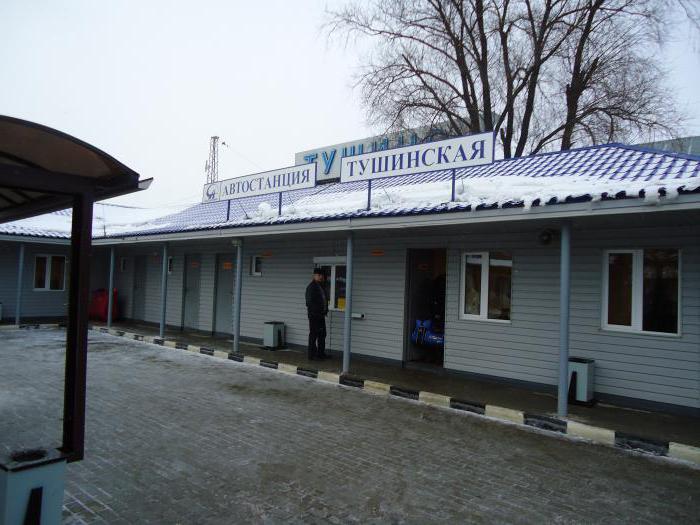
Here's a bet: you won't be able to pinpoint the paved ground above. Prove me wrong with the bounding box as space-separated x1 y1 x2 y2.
2 329 699 524
103 320 700 448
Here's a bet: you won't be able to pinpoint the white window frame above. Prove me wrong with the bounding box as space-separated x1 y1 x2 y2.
313 256 347 311
33 254 67 292
250 255 263 277
459 251 512 323
601 249 681 336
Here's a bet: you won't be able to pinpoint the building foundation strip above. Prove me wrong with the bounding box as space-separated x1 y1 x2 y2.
85 326 700 468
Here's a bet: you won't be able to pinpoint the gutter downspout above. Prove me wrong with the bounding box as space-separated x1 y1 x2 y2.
342 231 354 374
557 222 572 417
107 247 115 329
14 243 24 325
159 243 168 338
233 239 244 354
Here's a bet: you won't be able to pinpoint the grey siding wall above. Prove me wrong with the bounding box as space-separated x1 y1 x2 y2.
85 219 699 409
0 241 70 320
567 226 700 409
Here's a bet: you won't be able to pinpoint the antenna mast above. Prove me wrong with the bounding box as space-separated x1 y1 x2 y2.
205 136 220 183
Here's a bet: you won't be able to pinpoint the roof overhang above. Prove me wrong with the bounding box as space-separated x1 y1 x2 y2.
93 192 700 245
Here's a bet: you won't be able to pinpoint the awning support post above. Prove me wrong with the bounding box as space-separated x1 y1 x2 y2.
233 239 244 353
159 243 168 338
557 222 572 417
107 246 115 329
62 192 93 461
366 180 372 211
14 242 24 325
342 231 354 374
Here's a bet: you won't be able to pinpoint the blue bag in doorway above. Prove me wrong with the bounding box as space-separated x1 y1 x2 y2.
410 319 444 349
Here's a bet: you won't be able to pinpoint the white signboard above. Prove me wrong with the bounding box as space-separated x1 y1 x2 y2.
340 132 494 183
202 163 317 203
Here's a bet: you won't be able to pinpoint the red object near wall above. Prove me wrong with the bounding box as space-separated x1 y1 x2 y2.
89 288 119 321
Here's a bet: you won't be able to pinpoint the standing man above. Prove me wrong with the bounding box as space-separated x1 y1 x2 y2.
306 268 329 360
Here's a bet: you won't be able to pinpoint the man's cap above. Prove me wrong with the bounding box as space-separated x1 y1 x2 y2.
313 268 324 275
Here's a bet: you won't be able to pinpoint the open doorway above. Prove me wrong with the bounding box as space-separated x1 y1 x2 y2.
405 249 446 367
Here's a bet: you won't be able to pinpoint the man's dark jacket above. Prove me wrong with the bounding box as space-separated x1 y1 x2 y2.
306 281 328 319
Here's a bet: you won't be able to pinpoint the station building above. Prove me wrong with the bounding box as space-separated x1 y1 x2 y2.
1 131 699 417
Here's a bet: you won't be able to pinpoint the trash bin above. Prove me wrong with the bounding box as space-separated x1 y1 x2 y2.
263 321 285 350
568 357 595 403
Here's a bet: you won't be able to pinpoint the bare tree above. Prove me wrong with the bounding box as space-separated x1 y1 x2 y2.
326 0 696 157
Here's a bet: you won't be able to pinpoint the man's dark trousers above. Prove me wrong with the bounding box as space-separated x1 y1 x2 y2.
308 315 326 359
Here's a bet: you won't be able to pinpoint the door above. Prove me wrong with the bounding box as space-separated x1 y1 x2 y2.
183 254 201 329
132 255 147 320
214 254 235 334
404 249 446 366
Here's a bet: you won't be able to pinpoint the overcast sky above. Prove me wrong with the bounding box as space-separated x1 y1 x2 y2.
2 0 699 210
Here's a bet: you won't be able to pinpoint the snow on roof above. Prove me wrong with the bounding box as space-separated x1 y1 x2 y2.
0 203 189 239
2 143 699 241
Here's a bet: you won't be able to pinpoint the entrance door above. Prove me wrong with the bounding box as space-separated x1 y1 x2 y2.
132 255 147 320
182 254 201 329
214 254 235 335
405 249 446 366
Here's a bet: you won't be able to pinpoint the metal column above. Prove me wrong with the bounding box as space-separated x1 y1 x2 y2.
557 222 572 417
342 231 354 374
14 242 25 325
62 192 93 461
232 239 244 353
107 246 115 329
159 243 168 338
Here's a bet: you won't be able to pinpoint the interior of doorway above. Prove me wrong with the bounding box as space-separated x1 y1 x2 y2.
405 248 446 368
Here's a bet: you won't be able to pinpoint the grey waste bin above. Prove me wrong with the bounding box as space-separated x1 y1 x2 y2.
263 321 285 349
568 357 595 403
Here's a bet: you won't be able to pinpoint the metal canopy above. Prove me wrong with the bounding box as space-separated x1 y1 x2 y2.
0 115 150 223
0 115 148 464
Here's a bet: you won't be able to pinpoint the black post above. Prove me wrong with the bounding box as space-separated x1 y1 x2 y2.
451 169 456 201
61 192 93 462
278 192 283 216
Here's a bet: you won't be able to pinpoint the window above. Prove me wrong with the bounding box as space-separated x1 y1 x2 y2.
313 256 347 311
34 255 66 291
603 249 680 335
250 255 263 276
460 252 512 321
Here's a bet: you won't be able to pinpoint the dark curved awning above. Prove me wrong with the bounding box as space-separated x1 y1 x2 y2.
0 115 150 222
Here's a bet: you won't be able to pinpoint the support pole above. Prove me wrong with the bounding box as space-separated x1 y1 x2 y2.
451 169 456 202
107 246 115 329
159 243 168 338
342 231 354 374
62 192 93 461
278 192 283 216
14 242 24 325
557 222 572 417
233 239 244 353
366 180 372 211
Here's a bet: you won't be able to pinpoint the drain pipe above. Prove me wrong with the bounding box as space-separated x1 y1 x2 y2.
233 238 244 354
14 243 24 325
557 222 572 417
342 231 354 374
159 243 168 338
107 246 115 329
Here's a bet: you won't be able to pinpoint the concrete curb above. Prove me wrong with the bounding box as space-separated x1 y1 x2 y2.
89 326 700 468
